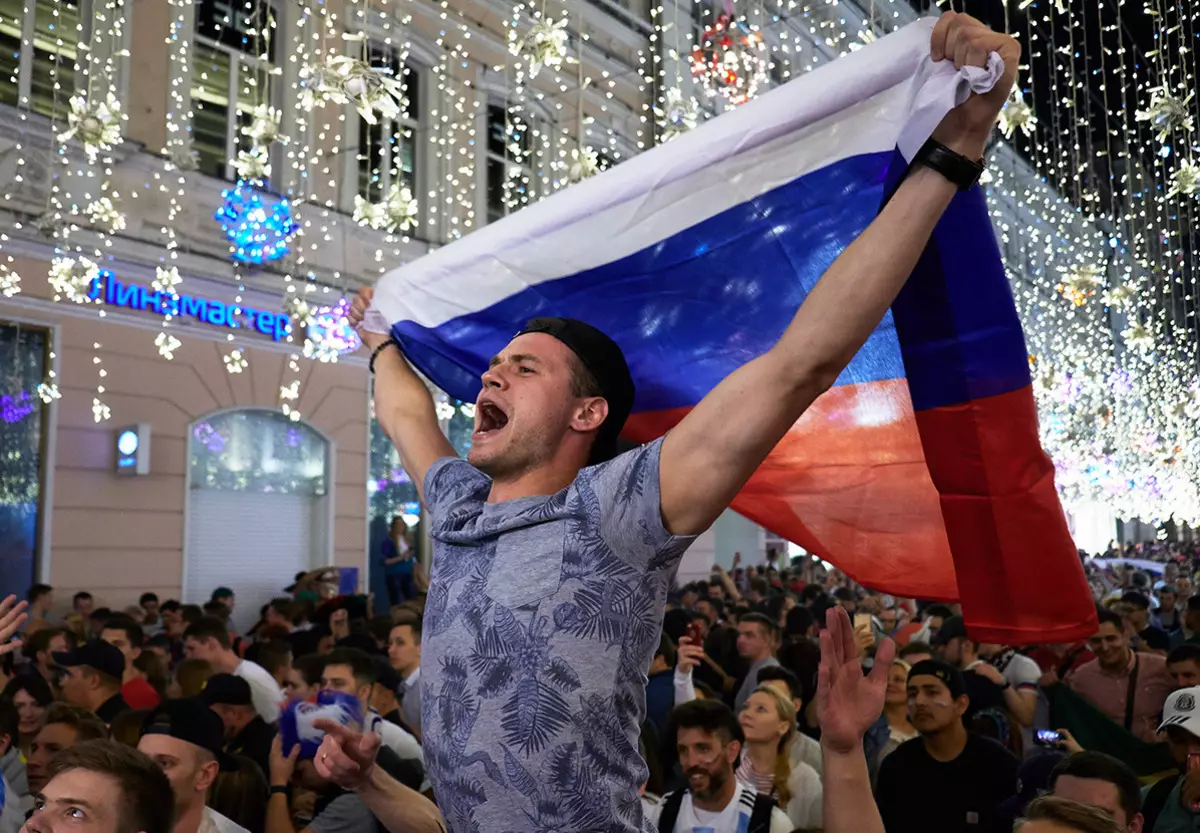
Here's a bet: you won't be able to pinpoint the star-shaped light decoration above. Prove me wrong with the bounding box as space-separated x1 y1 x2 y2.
58 91 124 163
353 184 418 233
36 383 60 404
155 331 182 360
85 196 126 232
299 55 406 125
1167 159 1200 200
284 294 316 328
509 17 569 78
279 380 300 401
1136 87 1195 143
353 195 387 229
655 88 699 142
152 265 182 295
223 349 248 374
49 256 100 304
0 268 19 298
1102 283 1136 309
92 397 111 423
568 146 598 182
234 146 271 183
241 104 285 147
1122 322 1156 352
997 88 1037 139
1056 263 1104 307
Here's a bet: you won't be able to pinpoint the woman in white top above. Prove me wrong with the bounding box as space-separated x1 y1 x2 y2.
876 658 918 769
736 685 822 830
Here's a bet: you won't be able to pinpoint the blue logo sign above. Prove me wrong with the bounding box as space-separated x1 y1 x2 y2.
117 430 139 456
88 273 293 342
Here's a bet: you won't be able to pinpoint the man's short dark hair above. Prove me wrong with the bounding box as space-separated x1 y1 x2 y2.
1049 751 1141 822
294 654 324 687
1021 795 1124 833
1168 644 1200 666
391 610 423 644
44 702 109 742
924 603 954 620
323 648 376 689
46 739 175 833
749 577 769 597
26 627 74 660
832 587 855 603
1160 585 1178 596
181 604 204 625
244 641 291 678
756 665 803 702
784 606 814 638
139 593 159 607
89 607 112 623
102 615 145 648
1096 606 1125 631
667 699 745 748
654 634 677 668
899 641 933 659
27 584 52 604
739 612 778 638
1186 595 1200 614
159 600 181 615
184 617 232 649
73 591 93 606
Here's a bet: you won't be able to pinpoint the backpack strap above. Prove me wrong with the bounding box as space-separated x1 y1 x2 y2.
747 791 778 833
656 790 685 833
1141 773 1180 833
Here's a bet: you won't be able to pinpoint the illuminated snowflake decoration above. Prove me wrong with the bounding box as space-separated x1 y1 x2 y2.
214 181 298 265
306 297 361 361
353 183 418 233
0 268 20 298
568 146 598 182
155 331 182 360
234 146 271 183
85 196 126 232
1122 322 1156 352
279 380 300 401
655 88 699 142
997 88 1037 139
690 14 767 106
152 265 182 295
509 17 569 79
1056 263 1103 307
1102 283 1136 309
49 256 100 304
92 397 111 423
1167 159 1200 200
36 383 60 404
241 104 285 147
58 91 123 162
223 349 248 374
299 55 406 125
284 294 316 328
1136 87 1195 143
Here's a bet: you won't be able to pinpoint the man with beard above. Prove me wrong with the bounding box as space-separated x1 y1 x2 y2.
874 659 1018 833
646 700 791 833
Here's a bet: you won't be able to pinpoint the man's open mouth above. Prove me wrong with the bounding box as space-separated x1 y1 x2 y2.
474 401 509 438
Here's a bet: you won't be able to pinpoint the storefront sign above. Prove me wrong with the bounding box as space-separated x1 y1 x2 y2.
88 274 292 342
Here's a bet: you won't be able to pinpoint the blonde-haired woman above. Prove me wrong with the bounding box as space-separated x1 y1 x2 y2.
737 684 823 829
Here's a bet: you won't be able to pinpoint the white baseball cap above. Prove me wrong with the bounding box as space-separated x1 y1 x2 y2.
1158 686 1200 737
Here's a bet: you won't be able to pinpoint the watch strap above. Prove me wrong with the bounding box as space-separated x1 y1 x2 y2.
915 138 985 191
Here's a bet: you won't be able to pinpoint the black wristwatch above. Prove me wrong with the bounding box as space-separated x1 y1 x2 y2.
914 138 985 190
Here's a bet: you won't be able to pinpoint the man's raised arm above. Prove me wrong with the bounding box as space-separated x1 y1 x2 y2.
659 12 1018 536
350 288 456 504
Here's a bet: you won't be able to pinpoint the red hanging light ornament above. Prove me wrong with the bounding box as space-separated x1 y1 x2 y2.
690 12 767 107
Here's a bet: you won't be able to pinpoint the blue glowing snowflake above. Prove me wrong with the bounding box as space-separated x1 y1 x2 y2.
214 180 298 265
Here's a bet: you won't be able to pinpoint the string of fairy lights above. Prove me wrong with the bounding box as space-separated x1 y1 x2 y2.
1 0 1198 529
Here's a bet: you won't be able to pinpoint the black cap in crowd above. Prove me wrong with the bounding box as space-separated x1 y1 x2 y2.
516 317 634 465
200 674 253 707
931 615 969 647
908 659 967 699
141 699 235 768
52 640 125 681
1120 591 1151 610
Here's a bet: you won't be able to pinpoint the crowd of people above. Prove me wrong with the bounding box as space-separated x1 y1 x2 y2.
0 540 1196 833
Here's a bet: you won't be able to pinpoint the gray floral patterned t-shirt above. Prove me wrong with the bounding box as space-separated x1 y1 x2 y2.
420 438 695 833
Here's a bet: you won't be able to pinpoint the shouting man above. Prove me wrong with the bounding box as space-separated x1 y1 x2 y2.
350 12 1018 832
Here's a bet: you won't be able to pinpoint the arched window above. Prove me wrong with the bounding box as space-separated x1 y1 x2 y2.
189 409 328 495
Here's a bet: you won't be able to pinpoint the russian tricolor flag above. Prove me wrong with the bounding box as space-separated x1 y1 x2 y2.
374 19 1097 644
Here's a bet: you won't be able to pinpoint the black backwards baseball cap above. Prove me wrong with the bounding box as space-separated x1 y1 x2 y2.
53 640 126 681
908 659 967 699
516 317 635 465
141 698 238 770
930 615 969 648
200 673 253 707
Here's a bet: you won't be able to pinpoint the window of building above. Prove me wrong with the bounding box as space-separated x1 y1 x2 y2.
356 43 421 210
486 104 534 223
191 0 277 180
0 322 50 599
0 0 82 119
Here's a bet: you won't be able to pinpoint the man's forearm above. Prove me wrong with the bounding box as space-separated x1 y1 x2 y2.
266 794 295 833
356 765 446 833
372 348 437 442
822 746 885 833
1004 688 1036 727
770 165 956 390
